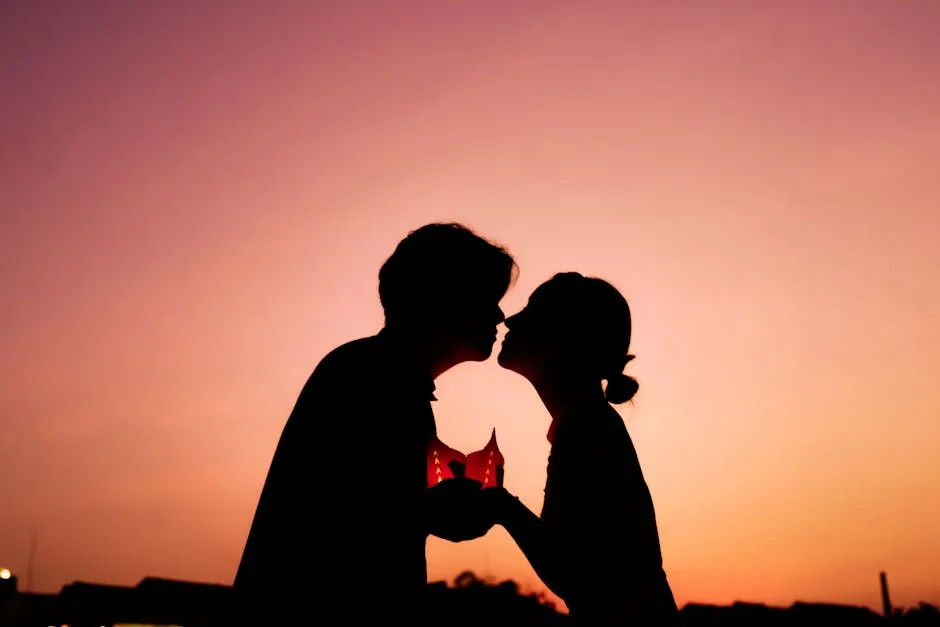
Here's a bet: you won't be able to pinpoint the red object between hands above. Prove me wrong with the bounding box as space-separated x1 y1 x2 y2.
427 428 505 488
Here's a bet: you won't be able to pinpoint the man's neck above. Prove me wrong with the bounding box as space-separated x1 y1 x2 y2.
379 324 443 380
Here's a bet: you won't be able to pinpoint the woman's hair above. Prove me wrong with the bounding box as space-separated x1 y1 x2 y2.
604 368 640 405
378 223 518 325
543 272 639 404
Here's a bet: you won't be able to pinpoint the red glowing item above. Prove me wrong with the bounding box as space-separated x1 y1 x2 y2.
427 428 505 488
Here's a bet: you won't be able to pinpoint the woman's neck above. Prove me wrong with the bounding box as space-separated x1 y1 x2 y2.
530 373 607 425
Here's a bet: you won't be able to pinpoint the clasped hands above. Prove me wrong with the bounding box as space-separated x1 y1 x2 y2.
426 460 514 542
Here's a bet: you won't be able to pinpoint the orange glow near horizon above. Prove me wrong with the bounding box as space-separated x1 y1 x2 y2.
2 0 939 613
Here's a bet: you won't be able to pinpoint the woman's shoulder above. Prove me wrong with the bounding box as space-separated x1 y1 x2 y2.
556 404 629 446
550 406 637 472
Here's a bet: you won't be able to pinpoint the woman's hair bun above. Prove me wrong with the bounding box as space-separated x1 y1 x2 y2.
605 372 639 404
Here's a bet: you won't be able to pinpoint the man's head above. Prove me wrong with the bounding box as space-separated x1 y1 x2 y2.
379 223 517 369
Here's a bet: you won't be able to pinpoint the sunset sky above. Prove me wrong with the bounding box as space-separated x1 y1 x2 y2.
2 0 939 613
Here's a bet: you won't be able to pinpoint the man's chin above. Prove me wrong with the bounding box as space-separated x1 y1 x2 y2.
496 350 514 369
464 343 495 362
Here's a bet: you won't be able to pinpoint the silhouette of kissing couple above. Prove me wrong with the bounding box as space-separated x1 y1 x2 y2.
230 223 681 626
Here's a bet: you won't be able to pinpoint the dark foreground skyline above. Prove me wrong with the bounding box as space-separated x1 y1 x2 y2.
1 569 937 627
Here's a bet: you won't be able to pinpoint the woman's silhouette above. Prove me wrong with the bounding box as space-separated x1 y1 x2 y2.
483 272 680 625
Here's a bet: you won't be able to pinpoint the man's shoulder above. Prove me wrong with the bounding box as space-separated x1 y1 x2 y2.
312 334 388 379
298 331 426 404
284 335 387 425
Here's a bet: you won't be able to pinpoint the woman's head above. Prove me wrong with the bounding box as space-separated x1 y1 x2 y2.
497 272 638 404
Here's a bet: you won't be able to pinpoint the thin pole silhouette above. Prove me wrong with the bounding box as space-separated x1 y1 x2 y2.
880 571 892 617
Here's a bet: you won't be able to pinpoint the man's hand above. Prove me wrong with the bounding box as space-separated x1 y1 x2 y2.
476 484 516 527
426 461 493 542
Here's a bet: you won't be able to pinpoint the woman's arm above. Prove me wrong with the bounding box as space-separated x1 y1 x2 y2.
487 489 571 600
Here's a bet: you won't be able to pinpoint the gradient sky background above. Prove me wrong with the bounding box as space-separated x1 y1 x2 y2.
2 0 939 613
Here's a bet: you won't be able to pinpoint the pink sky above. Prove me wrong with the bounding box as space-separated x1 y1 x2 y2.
2 0 939 612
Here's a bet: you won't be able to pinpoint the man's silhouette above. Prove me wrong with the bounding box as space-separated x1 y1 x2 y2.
230 223 517 625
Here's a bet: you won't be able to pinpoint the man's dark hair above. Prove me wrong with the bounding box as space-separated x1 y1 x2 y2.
379 223 517 325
